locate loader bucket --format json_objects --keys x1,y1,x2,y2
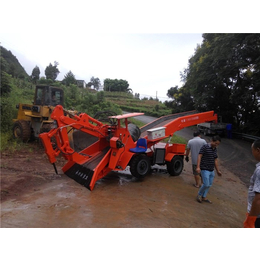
[
  {"x1": 72, "y1": 130, "x2": 98, "y2": 152},
  {"x1": 64, "y1": 163, "x2": 94, "y2": 189},
  {"x1": 63, "y1": 147, "x2": 111, "y2": 190}
]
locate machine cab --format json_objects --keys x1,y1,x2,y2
[{"x1": 34, "y1": 85, "x2": 64, "y2": 107}]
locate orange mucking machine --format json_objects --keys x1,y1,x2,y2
[{"x1": 40, "y1": 105, "x2": 217, "y2": 190}]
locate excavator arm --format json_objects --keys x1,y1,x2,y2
[{"x1": 40, "y1": 105, "x2": 110, "y2": 164}]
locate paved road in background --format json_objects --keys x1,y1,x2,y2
[
  {"x1": 123, "y1": 111, "x2": 157, "y2": 125},
  {"x1": 134, "y1": 114, "x2": 255, "y2": 187}
]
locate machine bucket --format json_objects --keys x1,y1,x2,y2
[
  {"x1": 63, "y1": 147, "x2": 110, "y2": 190},
  {"x1": 64, "y1": 163, "x2": 94, "y2": 190},
  {"x1": 72, "y1": 130, "x2": 98, "y2": 152}
]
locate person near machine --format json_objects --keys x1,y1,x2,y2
[
  {"x1": 185, "y1": 131, "x2": 207, "y2": 188},
  {"x1": 196, "y1": 135, "x2": 222, "y2": 203},
  {"x1": 243, "y1": 139, "x2": 260, "y2": 228}
]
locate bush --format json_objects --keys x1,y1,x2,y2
[
  {"x1": 0, "y1": 132, "x2": 13, "y2": 151},
  {"x1": 0, "y1": 97, "x2": 14, "y2": 133}
]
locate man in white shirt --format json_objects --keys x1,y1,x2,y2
[{"x1": 185, "y1": 131, "x2": 207, "y2": 188}]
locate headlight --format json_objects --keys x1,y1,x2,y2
[{"x1": 32, "y1": 106, "x2": 40, "y2": 112}]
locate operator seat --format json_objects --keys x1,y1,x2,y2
[{"x1": 129, "y1": 138, "x2": 147, "y2": 153}]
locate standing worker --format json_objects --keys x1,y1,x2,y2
[
  {"x1": 243, "y1": 139, "x2": 260, "y2": 228},
  {"x1": 185, "y1": 131, "x2": 207, "y2": 188},
  {"x1": 196, "y1": 136, "x2": 222, "y2": 203}
]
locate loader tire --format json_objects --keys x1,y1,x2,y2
[
  {"x1": 130, "y1": 154, "x2": 151, "y2": 178},
  {"x1": 13, "y1": 120, "x2": 31, "y2": 142},
  {"x1": 166, "y1": 156, "x2": 184, "y2": 176}
]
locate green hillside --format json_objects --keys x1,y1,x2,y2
[
  {"x1": 104, "y1": 92, "x2": 171, "y2": 117},
  {"x1": 0, "y1": 46, "x2": 28, "y2": 79}
]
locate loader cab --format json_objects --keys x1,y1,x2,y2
[{"x1": 34, "y1": 85, "x2": 64, "y2": 107}]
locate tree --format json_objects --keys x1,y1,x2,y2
[
  {"x1": 103, "y1": 78, "x2": 131, "y2": 92},
  {"x1": 45, "y1": 61, "x2": 60, "y2": 81},
  {"x1": 167, "y1": 86, "x2": 179, "y2": 99},
  {"x1": 63, "y1": 70, "x2": 76, "y2": 86},
  {"x1": 90, "y1": 76, "x2": 101, "y2": 90},
  {"x1": 31, "y1": 65, "x2": 40, "y2": 84},
  {"x1": 179, "y1": 33, "x2": 260, "y2": 135},
  {"x1": 166, "y1": 85, "x2": 194, "y2": 113}
]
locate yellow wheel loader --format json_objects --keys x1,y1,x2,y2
[{"x1": 13, "y1": 85, "x2": 65, "y2": 142}]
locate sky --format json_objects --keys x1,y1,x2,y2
[
  {"x1": 1, "y1": 33, "x2": 203, "y2": 101},
  {"x1": 1, "y1": 1, "x2": 258, "y2": 102}
]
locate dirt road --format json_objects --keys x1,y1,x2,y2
[{"x1": 0, "y1": 139, "x2": 249, "y2": 228}]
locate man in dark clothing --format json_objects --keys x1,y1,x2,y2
[{"x1": 196, "y1": 136, "x2": 222, "y2": 203}]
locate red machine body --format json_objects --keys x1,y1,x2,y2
[{"x1": 40, "y1": 106, "x2": 217, "y2": 190}]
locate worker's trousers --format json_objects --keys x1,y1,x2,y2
[{"x1": 198, "y1": 170, "x2": 215, "y2": 198}]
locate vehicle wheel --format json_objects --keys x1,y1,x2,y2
[
  {"x1": 166, "y1": 156, "x2": 184, "y2": 176},
  {"x1": 13, "y1": 120, "x2": 31, "y2": 142},
  {"x1": 130, "y1": 154, "x2": 151, "y2": 178}
]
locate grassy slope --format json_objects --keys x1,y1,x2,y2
[{"x1": 104, "y1": 91, "x2": 171, "y2": 117}]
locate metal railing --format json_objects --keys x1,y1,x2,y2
[{"x1": 232, "y1": 132, "x2": 259, "y2": 142}]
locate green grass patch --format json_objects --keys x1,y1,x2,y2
[
  {"x1": 0, "y1": 132, "x2": 35, "y2": 153},
  {"x1": 162, "y1": 135, "x2": 187, "y2": 145}
]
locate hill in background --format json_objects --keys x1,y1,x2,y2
[
  {"x1": 0, "y1": 46, "x2": 28, "y2": 79},
  {"x1": 0, "y1": 45, "x2": 171, "y2": 118},
  {"x1": 104, "y1": 91, "x2": 171, "y2": 117}
]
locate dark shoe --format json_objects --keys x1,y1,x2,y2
[{"x1": 196, "y1": 195, "x2": 202, "y2": 203}]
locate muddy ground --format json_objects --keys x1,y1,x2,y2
[{"x1": 0, "y1": 136, "x2": 250, "y2": 228}]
